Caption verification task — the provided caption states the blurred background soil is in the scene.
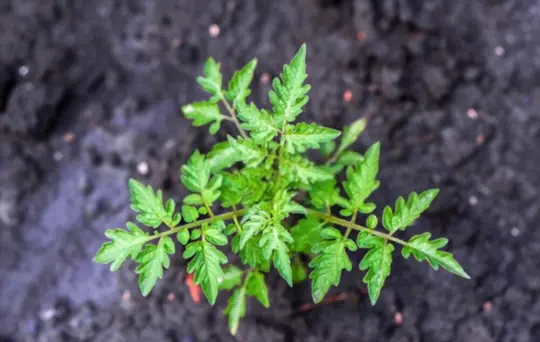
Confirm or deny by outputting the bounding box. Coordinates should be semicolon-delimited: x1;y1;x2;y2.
1;1;540;341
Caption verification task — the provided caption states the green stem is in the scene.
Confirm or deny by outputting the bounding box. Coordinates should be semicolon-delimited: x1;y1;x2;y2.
147;209;245;242
232;204;242;233
222;97;248;139
343;209;357;240
307;209;413;248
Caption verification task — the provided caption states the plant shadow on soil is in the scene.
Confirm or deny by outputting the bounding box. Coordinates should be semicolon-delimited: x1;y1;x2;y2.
1;0;540;341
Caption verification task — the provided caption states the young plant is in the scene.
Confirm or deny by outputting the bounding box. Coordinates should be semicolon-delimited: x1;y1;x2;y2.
94;44;469;335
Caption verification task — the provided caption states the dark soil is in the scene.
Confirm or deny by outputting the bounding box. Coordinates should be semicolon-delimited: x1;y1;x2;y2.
1;0;540;341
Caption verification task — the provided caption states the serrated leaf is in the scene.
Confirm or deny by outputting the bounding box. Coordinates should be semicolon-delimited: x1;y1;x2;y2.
226;58;257;104
227;136;267;168
336;118;367;156
319;140;336;157
246;271;270;308
283;123;340;154
182;101;223;132
308;179;340;210
269;44;310;125
291;216;325;253
257;222;294;286
197;57;224;102
94;222;148;271
184;239;228;305
272;190;305;220
283;155;333;185
129;179;177;228
220;169;268;208
402;233;470;279
219;265;243;290
236;102;279;143
356;231;385;249
233;235;271;271
382;189;439;233
309;240;352;303
342;142;380;213
239;206;271;249
224;287;246;336
181;151;222;206
359;243;394;305
207;141;240;172
135;236;175;296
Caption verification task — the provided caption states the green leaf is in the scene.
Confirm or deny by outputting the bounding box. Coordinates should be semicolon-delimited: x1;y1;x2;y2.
197;57;224;102
128;179;178;228
283;155;333;185
246;271;270;308
382;189;439;233
283;123;340;154
220;169;268;208
338;151;364;166
224;287;246;336
309;239;352;303
184;239;228;305
336;118;367;156
176;229;190;245
226;59;257;104
182;101;223;133
292;257;308;284
135;236;175;296
308;179;340;210
342;142;380;213
319;140;336;157
233;235;271;271
269;44;310;125
181;151;210;193
219;265;244;290
291;216;325;253
255;220;294;286
93;222;148;271
236;102;279;143
227;136;267;168
359;243;394;305
239;206;271;249
271;190;306;220
181;205;199;223
181;151;222;205
402;233;470;279
205;223;228;246
207;141;240;172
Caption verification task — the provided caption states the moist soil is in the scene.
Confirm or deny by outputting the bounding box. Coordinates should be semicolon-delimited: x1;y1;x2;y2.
1;1;540;341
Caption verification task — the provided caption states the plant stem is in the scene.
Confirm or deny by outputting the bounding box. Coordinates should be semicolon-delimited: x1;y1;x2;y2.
343;209;357;239
222;98;248;139
306;209;413;248
147;209;245;242
232;204;242;233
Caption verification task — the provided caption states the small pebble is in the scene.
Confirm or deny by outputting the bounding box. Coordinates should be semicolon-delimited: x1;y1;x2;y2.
483;301;493;312
63;132;75;142
137;161;149;176
53;151;64;161
476;135;485;145
467;108;478;119
18;65;30;76
260;72;270;85
168;293;176;301
356;32;367;41
209;24;220;37
469;196;478;206
394;312;403;325
40;308;57;321
510;227;520;237
165;139;175;150
494;46;505;56
122;290;131;301
343;90;353;103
